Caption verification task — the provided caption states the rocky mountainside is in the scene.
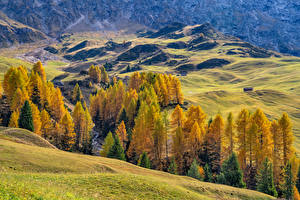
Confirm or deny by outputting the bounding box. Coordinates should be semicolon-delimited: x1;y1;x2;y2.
0;0;299;56
0;12;47;47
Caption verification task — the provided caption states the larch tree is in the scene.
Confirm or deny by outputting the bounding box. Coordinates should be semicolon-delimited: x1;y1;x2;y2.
271;120;284;189
170;105;185;132
0;81;2;99
162;110;169;159
172;77;184;105
32;61;46;82
72;83;83;104
8;111;19;128
3;67;27;101
88;65;101;83
153;115;166;167
116;120;127;149
172;127;185;174
10;88;29;112
59;111;76;151
18;100;34;132
236;109;250;170
279;113;294;165
206;114;224;174
128;72;142;91
188;122;204;159
49;87;65;122
184;105;206;138
225;112;235;155
252;109;272;167
30;102;42;135
73;101;86;151
40;109;53;139
100;66;109;84
247;119;258;168
83;107;94;154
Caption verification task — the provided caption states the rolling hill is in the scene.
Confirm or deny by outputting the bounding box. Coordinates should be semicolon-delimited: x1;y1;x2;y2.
0;127;274;200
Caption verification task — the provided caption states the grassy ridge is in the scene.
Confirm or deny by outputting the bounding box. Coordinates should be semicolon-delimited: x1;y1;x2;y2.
0;130;274;200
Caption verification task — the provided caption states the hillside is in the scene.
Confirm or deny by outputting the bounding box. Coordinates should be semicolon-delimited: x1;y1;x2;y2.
0;12;47;48
0;129;274;200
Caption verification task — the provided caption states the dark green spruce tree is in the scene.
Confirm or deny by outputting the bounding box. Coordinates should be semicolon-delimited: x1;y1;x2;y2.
256;158;277;197
204;163;213;182
138;152;151;169
168;157;178;175
18;100;34;132
107;136;126;161
187;159;202;180
219;153;245;188
296;165;300;192
283;162;294;200
119;108;129;128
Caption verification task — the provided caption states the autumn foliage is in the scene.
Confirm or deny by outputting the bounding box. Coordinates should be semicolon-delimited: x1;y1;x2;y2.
0;62;297;198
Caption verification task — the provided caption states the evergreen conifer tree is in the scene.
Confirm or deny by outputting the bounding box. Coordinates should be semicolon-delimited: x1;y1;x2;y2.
138;152;151;169
204;163;213;182
296;166;300;193
18;100;34;132
168;157;177;175
256;158;278;197
220;153;246;188
100;132;115;157
187;159;202;180
107;136;126;161
284;162;294;200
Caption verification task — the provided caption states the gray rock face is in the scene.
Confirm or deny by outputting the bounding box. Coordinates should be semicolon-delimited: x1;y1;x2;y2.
0;0;299;55
0;12;47;47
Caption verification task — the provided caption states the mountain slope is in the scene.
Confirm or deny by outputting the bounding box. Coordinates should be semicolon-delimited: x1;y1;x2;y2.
0;12;47;47
0;130;274;200
0;0;299;55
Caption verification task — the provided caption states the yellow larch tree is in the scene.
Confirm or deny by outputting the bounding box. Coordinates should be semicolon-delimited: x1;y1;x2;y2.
207;114;224;172
188;121;204;158
247;119;259;168
172;77;184;105
32;61;46;82
271;120;283;188
236;108;250;170
8;111;19;128
49;87;66;122
252;109;272;167
279;113;294;165
59;111;76;151
10;88;29;112
30;102;42;135
172;126;185;174
40;109;53;139
170;104;185;132
184;105;206;138
224;112;235;156
116;121;127;149
3;67;28;100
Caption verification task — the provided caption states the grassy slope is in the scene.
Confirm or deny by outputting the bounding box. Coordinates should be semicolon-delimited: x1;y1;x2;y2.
0;129;274;200
0;56;32;81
